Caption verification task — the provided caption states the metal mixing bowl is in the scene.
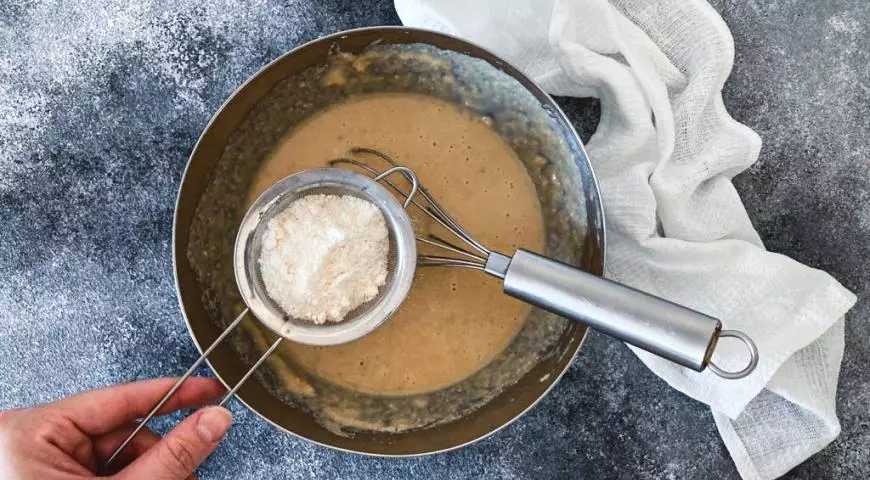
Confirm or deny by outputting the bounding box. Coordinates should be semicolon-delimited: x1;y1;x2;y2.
173;27;604;455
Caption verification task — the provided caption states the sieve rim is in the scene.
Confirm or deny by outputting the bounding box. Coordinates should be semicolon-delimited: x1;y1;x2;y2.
233;168;417;345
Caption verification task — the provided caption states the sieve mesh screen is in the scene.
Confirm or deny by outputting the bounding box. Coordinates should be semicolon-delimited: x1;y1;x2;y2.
233;168;416;346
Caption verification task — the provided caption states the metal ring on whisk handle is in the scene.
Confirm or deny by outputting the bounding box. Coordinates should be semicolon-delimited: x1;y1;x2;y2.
706;330;759;380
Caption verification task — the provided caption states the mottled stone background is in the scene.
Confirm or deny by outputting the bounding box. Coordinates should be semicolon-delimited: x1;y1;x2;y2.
0;1;866;478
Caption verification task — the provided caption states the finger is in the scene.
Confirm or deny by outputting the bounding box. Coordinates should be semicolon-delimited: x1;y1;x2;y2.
94;423;162;466
51;377;225;436
95;426;200;480
115;407;231;480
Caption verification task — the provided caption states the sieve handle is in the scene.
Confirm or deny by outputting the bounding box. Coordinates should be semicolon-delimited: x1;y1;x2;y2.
486;250;758;378
103;309;281;470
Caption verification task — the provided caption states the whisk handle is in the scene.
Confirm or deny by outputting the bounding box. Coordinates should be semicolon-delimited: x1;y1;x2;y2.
497;250;758;379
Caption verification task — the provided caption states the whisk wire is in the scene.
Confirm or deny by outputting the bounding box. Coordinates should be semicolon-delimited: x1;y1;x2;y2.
345;149;490;255
332;149;492;265
418;256;486;270
416;235;487;263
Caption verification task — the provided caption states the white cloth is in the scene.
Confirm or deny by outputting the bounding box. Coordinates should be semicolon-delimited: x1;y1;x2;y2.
394;1;857;478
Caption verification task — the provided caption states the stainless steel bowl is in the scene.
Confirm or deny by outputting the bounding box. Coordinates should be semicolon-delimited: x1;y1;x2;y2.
173;26;605;455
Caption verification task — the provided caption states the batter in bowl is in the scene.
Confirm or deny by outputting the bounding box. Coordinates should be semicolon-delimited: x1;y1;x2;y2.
248;93;545;396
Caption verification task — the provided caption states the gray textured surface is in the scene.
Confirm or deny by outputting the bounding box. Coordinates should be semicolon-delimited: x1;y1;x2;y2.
0;0;866;478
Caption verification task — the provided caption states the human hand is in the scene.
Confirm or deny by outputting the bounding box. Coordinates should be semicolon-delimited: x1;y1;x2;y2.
0;377;232;480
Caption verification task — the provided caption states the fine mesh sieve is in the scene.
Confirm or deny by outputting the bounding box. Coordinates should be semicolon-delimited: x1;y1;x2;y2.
233;167;418;345
106;166;418;468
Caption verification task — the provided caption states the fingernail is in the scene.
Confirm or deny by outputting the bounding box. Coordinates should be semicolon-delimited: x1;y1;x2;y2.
196;407;232;443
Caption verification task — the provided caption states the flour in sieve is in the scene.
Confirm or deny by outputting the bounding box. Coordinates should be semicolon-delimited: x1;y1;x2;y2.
258;194;389;324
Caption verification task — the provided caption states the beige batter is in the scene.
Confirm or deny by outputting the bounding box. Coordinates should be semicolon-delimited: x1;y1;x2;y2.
249;93;545;396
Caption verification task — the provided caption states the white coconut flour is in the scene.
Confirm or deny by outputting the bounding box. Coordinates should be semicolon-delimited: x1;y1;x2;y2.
258;194;389;324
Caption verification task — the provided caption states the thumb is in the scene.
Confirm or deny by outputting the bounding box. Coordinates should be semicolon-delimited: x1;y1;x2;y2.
114;407;232;480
